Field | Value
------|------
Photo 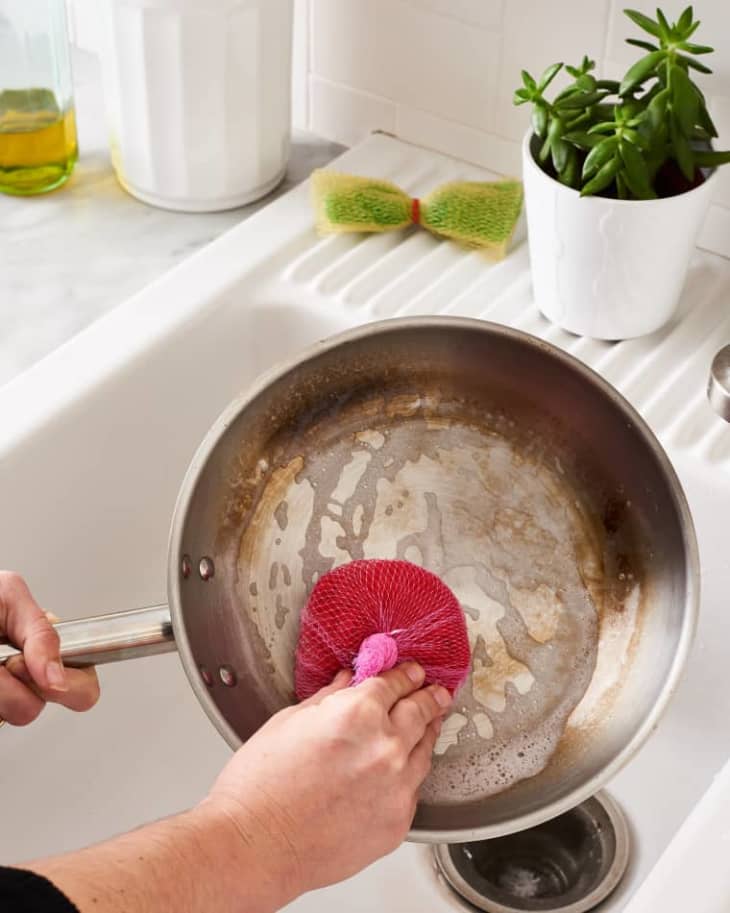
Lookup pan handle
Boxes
[0,605,175,667]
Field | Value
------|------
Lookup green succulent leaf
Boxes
[574,74,597,91]
[620,139,657,197]
[623,9,661,38]
[554,90,609,110]
[595,79,621,91]
[558,145,580,188]
[539,135,552,164]
[670,120,695,179]
[626,38,659,52]
[552,137,571,173]
[581,156,621,196]
[616,171,630,199]
[547,115,564,143]
[681,42,713,54]
[588,121,619,134]
[514,90,530,105]
[620,50,665,95]
[532,102,548,137]
[698,103,718,138]
[538,62,563,91]
[647,87,669,129]
[684,20,701,39]
[655,8,673,41]
[521,69,537,91]
[680,54,712,74]
[582,136,619,179]
[693,149,730,167]
[671,63,699,135]
[622,128,647,148]
[562,131,604,149]
[677,6,694,32]
[565,111,591,130]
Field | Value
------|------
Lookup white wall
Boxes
[296,0,730,258]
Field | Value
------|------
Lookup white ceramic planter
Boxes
[98,0,293,212]
[522,131,716,340]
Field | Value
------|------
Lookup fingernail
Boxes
[433,686,451,709]
[46,660,68,692]
[404,663,425,684]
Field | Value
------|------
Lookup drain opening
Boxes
[434,792,629,913]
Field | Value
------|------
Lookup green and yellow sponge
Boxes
[311,170,523,259]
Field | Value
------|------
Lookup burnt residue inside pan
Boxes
[225,380,645,805]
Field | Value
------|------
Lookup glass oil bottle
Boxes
[0,1,78,195]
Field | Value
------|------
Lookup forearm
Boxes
[26,802,296,913]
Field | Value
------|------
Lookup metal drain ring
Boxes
[433,791,630,913]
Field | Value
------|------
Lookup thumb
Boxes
[0,573,67,693]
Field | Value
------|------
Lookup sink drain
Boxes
[433,792,629,913]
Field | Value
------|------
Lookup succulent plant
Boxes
[514,6,730,199]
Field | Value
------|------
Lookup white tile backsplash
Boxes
[310,77,396,147]
[396,104,521,176]
[311,0,500,133]
[709,95,730,209]
[403,0,504,30]
[301,0,730,259]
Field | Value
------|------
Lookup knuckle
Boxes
[376,739,406,774]
[401,700,426,731]
[422,689,443,720]
[391,666,413,693]
[331,695,372,731]
[353,693,383,722]
[25,616,61,654]
[362,677,390,705]
[0,571,24,604]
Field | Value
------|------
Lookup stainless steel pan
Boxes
[0,318,699,843]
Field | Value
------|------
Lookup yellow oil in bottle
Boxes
[0,88,77,195]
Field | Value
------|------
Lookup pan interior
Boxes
[230,388,639,805]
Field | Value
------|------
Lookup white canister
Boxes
[521,131,716,340]
[99,0,293,212]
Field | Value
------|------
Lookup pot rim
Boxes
[521,128,718,205]
[167,315,699,844]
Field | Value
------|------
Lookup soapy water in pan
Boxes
[233,390,641,803]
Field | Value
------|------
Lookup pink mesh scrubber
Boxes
[294,559,471,700]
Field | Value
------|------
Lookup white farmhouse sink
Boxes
[1,133,730,911]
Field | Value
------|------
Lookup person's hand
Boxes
[0,571,100,725]
[202,662,450,906]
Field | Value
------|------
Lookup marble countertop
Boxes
[0,50,344,389]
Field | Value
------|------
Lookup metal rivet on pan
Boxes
[199,665,213,686]
[181,555,192,578]
[199,557,215,580]
[219,665,236,687]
